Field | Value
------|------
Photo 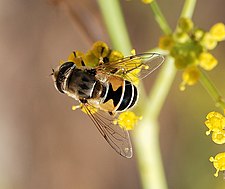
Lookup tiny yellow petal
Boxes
[82,50,99,67]
[210,23,225,41]
[201,33,218,50]
[198,52,218,71]
[173,32,190,43]
[177,17,194,33]
[182,66,200,86]
[193,29,204,41]
[159,35,174,50]
[108,50,124,62]
[131,49,136,55]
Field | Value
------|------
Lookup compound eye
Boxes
[59,62,75,72]
[56,62,75,93]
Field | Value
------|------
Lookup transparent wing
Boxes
[82,103,133,158]
[96,53,165,81]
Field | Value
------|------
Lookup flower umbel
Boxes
[159,18,225,90]
[210,152,225,177]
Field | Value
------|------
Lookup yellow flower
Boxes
[173,32,189,43]
[177,17,194,33]
[67,51,85,67]
[142,0,154,4]
[82,50,99,67]
[212,130,225,144]
[210,23,225,41]
[209,152,225,177]
[205,111,225,135]
[180,66,199,90]
[193,29,204,41]
[198,52,218,71]
[201,32,217,50]
[159,35,174,50]
[92,41,110,58]
[108,50,124,62]
[114,111,142,130]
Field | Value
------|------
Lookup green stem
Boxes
[98,0,132,55]
[199,70,225,110]
[150,1,172,35]
[180,0,197,18]
[133,57,176,189]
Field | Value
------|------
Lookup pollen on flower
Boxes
[209,152,225,177]
[198,52,218,71]
[114,111,142,130]
[205,111,225,135]
[212,130,225,144]
[209,23,225,41]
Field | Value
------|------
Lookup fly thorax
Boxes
[67,69,96,99]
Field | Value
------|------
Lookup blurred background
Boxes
[0,0,225,189]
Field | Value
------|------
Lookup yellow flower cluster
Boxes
[159,18,225,90]
[67,41,124,68]
[67,41,141,130]
[114,111,142,130]
[204,111,225,177]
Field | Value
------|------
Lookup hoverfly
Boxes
[52,52,164,158]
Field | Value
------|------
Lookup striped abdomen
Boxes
[99,76,138,113]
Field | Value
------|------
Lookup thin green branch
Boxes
[199,70,225,110]
[150,1,172,35]
[180,0,197,18]
[98,0,132,55]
